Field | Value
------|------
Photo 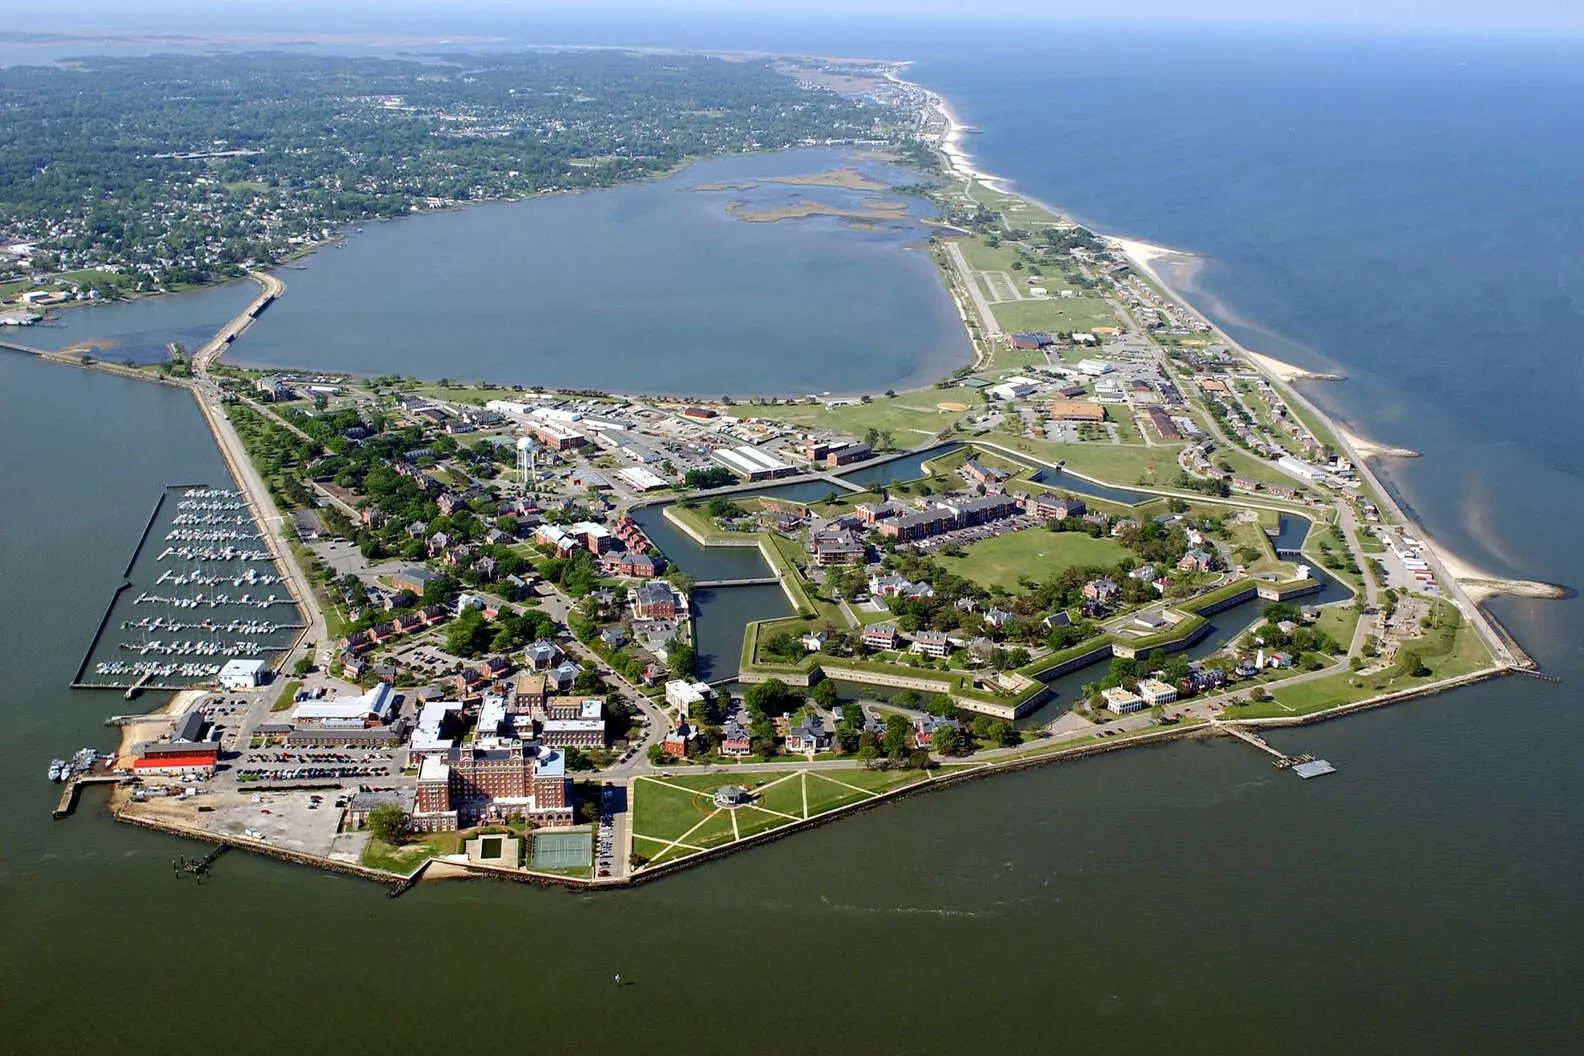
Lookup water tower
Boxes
[515,436,538,486]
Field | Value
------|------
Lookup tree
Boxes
[365,803,407,844]
[931,723,959,755]
[811,678,839,709]
[1398,648,1430,678]
[893,689,921,711]
[883,713,912,758]
[666,639,695,678]
[646,744,666,766]
[293,654,314,677]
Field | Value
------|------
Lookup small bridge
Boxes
[1274,548,1304,558]
[693,577,780,588]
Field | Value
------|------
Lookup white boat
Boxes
[48,760,64,782]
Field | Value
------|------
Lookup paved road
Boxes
[945,240,1001,338]
[184,270,325,666]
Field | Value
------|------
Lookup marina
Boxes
[73,484,304,691]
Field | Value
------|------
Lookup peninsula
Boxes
[14,49,1559,891]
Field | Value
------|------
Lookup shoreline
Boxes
[27,54,1563,890]
[900,71,1562,614]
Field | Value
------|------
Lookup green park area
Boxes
[360,831,462,874]
[629,767,934,868]
[1224,601,1492,719]
[1007,436,1186,487]
[747,387,985,441]
[935,529,1130,592]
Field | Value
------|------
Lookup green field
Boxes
[936,529,1130,592]
[1227,602,1492,718]
[991,295,1121,336]
[360,831,461,873]
[747,388,985,439]
[630,767,937,869]
[1009,437,1186,487]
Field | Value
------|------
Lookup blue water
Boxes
[5,18,1584,1053]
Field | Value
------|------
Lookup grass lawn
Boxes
[1010,436,1186,488]
[1227,520,1291,576]
[683,811,739,850]
[754,772,811,819]
[1107,404,1141,443]
[815,767,933,795]
[271,679,302,712]
[1313,605,1361,649]
[992,295,1122,336]
[936,529,1130,591]
[665,503,733,543]
[360,831,461,873]
[748,388,985,439]
[632,771,804,844]
[734,806,800,840]
[1228,603,1492,718]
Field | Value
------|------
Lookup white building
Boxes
[1275,454,1326,485]
[1137,678,1178,707]
[989,377,1037,401]
[616,466,669,491]
[217,658,267,690]
[665,679,714,715]
[1078,358,1116,377]
[1101,687,1146,714]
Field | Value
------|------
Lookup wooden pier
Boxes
[1213,721,1335,777]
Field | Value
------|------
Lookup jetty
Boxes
[53,774,122,818]
[1213,721,1335,778]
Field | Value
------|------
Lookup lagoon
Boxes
[223,148,965,395]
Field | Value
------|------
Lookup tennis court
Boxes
[531,830,592,869]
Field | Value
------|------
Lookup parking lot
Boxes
[910,513,1043,555]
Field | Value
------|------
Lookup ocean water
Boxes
[2,20,1582,1054]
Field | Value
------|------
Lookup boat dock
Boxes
[1213,721,1335,778]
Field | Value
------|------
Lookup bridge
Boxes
[192,270,284,372]
[693,576,780,588]
[1274,548,1304,558]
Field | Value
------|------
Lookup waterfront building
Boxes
[218,658,267,689]
[1101,687,1146,714]
[410,743,572,832]
[633,582,680,620]
[1137,678,1178,706]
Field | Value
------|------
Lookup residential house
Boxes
[785,719,831,754]
[860,624,900,652]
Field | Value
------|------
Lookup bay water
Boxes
[1,23,1580,1053]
